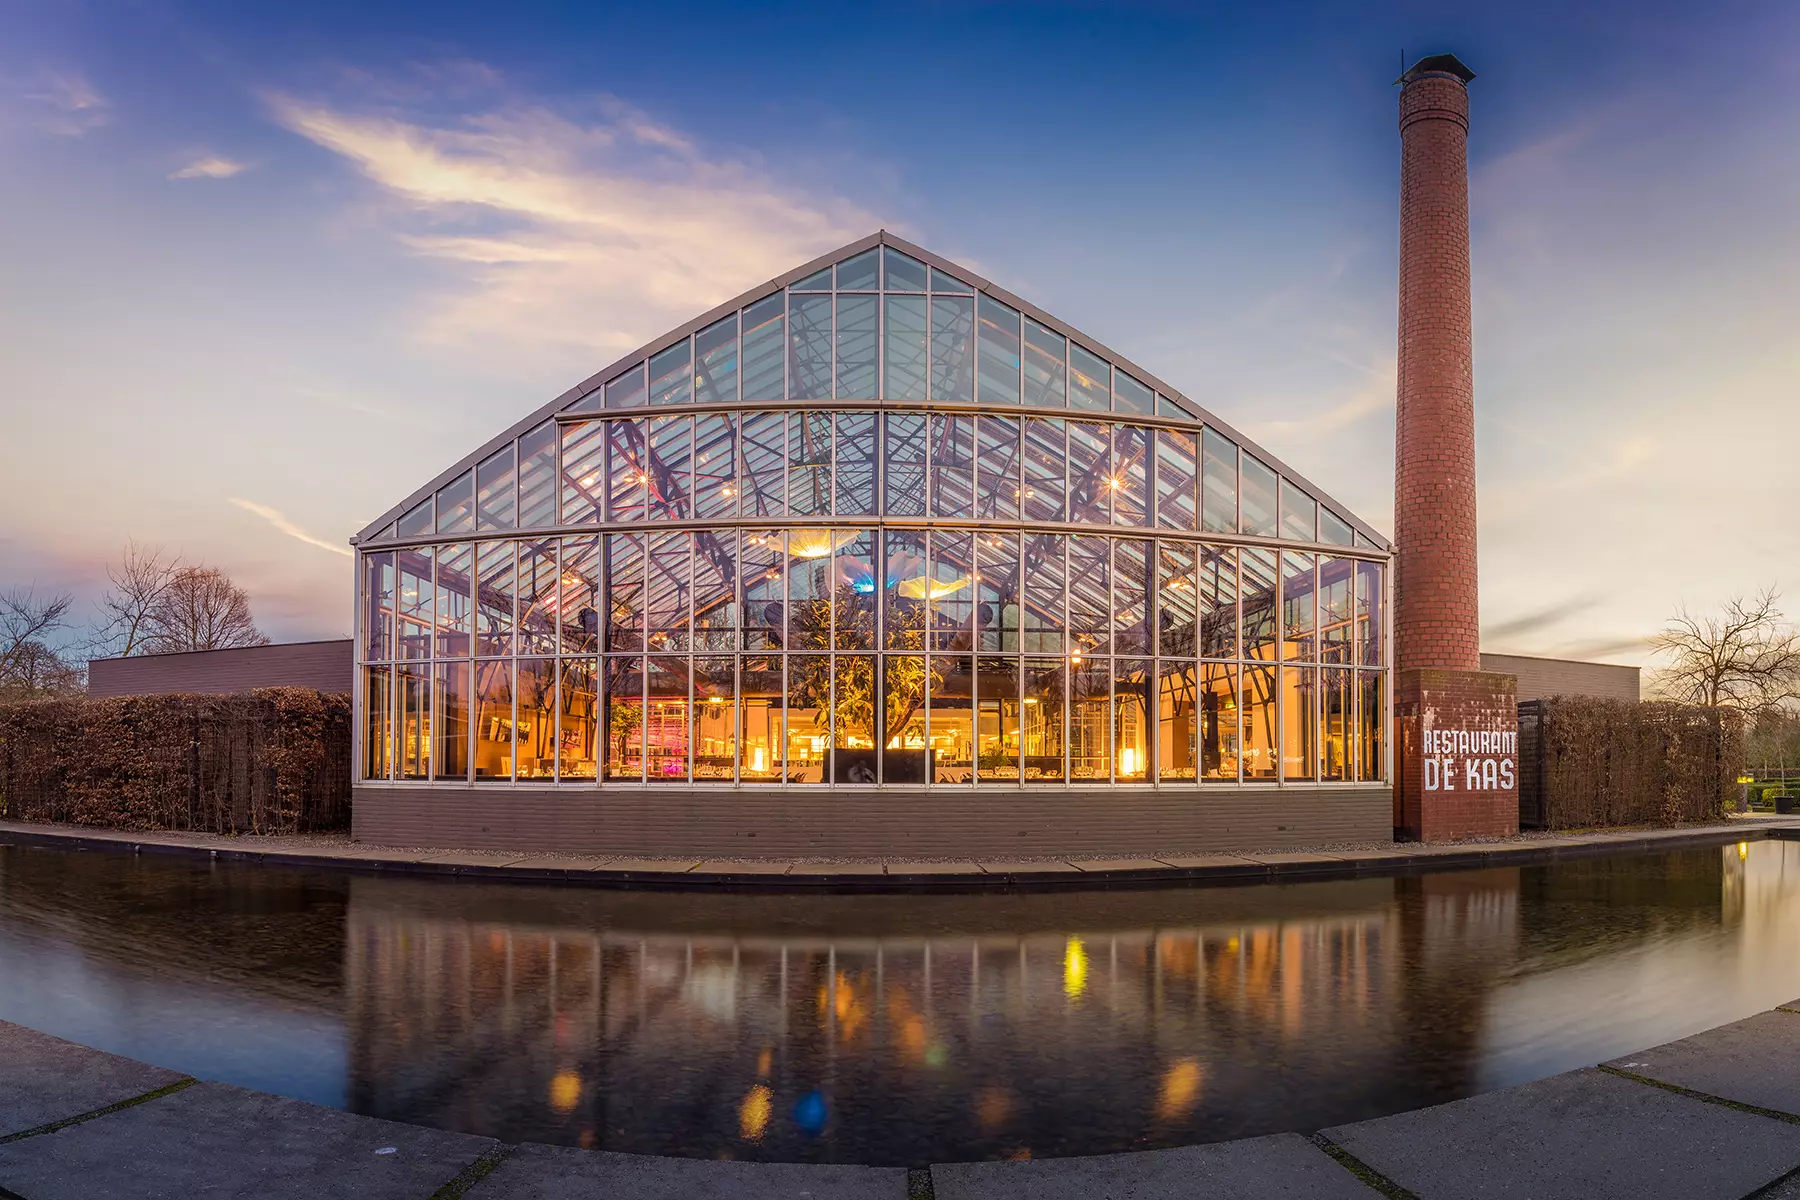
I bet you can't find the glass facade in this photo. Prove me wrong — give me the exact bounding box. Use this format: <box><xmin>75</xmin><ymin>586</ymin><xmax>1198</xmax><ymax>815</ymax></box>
<box><xmin>357</xmin><ymin>239</ymin><xmax>1389</xmax><ymax>789</ymax></box>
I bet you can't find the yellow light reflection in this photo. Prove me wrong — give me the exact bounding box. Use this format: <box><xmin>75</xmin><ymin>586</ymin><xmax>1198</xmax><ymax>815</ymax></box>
<box><xmin>549</xmin><ymin>1070</ymin><xmax>582</xmax><ymax>1114</ymax></box>
<box><xmin>1064</xmin><ymin>937</ymin><xmax>1089</xmax><ymax>998</ymax></box>
<box><xmin>739</xmin><ymin>1084</ymin><xmax>772</xmax><ymax>1141</ymax></box>
<box><xmin>1156</xmin><ymin>1058</ymin><xmax>1203</xmax><ymax>1120</ymax></box>
<box><xmin>896</xmin><ymin>575</ymin><xmax>970</xmax><ymax>600</ymax></box>
<box><xmin>1739</xmin><ymin>841</ymin><xmax>1749</xmax><ymax>861</ymax></box>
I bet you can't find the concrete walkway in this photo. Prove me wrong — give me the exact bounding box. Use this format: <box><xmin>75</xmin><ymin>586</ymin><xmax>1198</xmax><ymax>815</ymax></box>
<box><xmin>4</xmin><ymin>1001</ymin><xmax>1800</xmax><ymax>1198</ymax></box>
<box><xmin>2</xmin><ymin>815</ymin><xmax>1797</xmax><ymax>892</ymax></box>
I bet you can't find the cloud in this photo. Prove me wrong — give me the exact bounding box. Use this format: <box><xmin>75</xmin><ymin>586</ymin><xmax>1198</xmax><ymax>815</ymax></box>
<box><xmin>265</xmin><ymin>80</ymin><xmax>880</xmax><ymax>362</ymax></box>
<box><xmin>1483</xmin><ymin>596</ymin><xmax>1601</xmax><ymax>642</ymax></box>
<box><xmin>230</xmin><ymin>498</ymin><xmax>352</xmax><ymax>557</ymax></box>
<box><xmin>17</xmin><ymin>69</ymin><xmax>108</xmax><ymax>137</ymax></box>
<box><xmin>169</xmin><ymin>155</ymin><xmax>250</xmax><ymax>180</ymax></box>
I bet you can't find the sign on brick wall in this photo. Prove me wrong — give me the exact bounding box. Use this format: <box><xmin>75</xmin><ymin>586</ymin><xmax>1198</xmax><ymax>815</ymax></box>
<box><xmin>1422</xmin><ymin>727</ymin><xmax>1517</xmax><ymax>793</ymax></box>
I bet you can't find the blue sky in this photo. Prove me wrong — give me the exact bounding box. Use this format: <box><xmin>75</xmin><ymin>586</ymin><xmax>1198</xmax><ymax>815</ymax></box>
<box><xmin>3</xmin><ymin>0</ymin><xmax>1797</xmax><ymax>665</ymax></box>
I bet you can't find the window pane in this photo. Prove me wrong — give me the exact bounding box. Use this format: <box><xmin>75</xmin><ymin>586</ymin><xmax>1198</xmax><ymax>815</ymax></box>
<box><xmin>1069</xmin><ymin>344</ymin><xmax>1109</xmax><ymax>411</ymax></box>
<box><xmin>835</xmin><ymin>411</ymin><xmax>877</xmax><ymax>516</ymax></box>
<box><xmin>976</xmin><ymin>294</ymin><xmax>1021</xmax><ymax>406</ymax></box>
<box><xmin>518</xmin><ymin>421</ymin><xmax>557</xmax><ymax>529</ymax></box>
<box><xmin>1201</xmin><ymin>429</ymin><xmax>1238</xmax><ymax>534</ymax></box>
<box><xmin>788</xmin><ymin>411</ymin><xmax>832</xmax><ymax>516</ymax></box>
<box><xmin>1242</xmin><ymin>664</ymin><xmax>1276</xmax><ymax>782</ymax></box>
<box><xmin>1114</xmin><ymin>659</ymin><xmax>1151</xmax><ymax>782</ymax></box>
<box><xmin>786</xmin><ymin>654</ymin><xmax>828</xmax><ymax>782</ymax></box>
<box><xmin>1114</xmin><ymin>426</ymin><xmax>1149</xmax><ymax>526</ymax></box>
<box><xmin>399</xmin><ymin>497</ymin><xmax>433</xmax><ymax>539</ymax></box>
<box><xmin>1359</xmin><ymin>671</ymin><xmax>1385</xmax><ymax>782</ymax></box>
<box><xmin>1321</xmin><ymin>507</ymin><xmax>1354</xmax><ymax>547</ymax></box>
<box><xmin>435</xmin><ymin>471</ymin><xmax>473</xmax><ymax>534</ymax></box>
<box><xmin>397</xmin><ymin>547</ymin><xmax>432</xmax><ymax>661</ymax></box>
<box><xmin>741</xmin><ymin>412</ymin><xmax>786</xmax><ymax>517</ymax></box>
<box><xmin>1201</xmin><ymin>663</ymin><xmax>1238</xmax><ymax>782</ymax></box>
<box><xmin>433</xmin><ymin>660</ymin><xmax>469</xmax><ymax>781</ymax></box>
<box><xmin>1241</xmin><ymin>454</ymin><xmax>1278</xmax><ymax>537</ymax></box>
<box><xmin>693</xmin><ymin>658</ymin><xmax>735</xmax><ymax>781</ymax></box>
<box><xmin>1158</xmin><ymin>661</ymin><xmax>1198</xmax><ymax>782</ymax></box>
<box><xmin>517</xmin><ymin>537</ymin><xmax>559</xmax><ymax>655</ymax></box>
<box><xmin>884</xmin><ymin>295</ymin><xmax>929</xmax><ymax>402</ymax></box>
<box><xmin>476</xmin><ymin>541</ymin><xmax>515</xmax><ymax>657</ymax></box>
<box><xmin>1068</xmin><ymin>535</ymin><xmax>1109</xmax><ymax>657</ymax></box>
<box><xmin>1320</xmin><ymin>558</ymin><xmax>1354</xmax><ymax>665</ymax></box>
<box><xmin>694</xmin><ymin>412</ymin><xmax>737</xmax><ymax>518</ymax></box>
<box><xmin>740</xmin><ymin>656</ymin><xmax>784</xmax><ymax>781</ymax></box>
<box><xmin>397</xmin><ymin>666</ymin><xmax>429</xmax><ymax>779</ymax></box>
<box><xmin>882</xmin><ymin>656</ymin><xmax>928</xmax><ymax>783</ymax></box>
<box><xmin>1113</xmin><ymin>538</ymin><xmax>1151</xmax><ymax>656</ymax></box>
<box><xmin>363</xmin><ymin>665</ymin><xmax>391</xmax><ymax>780</ymax></box>
<box><xmin>930</xmin><ymin>296</ymin><xmax>974</xmax><ymax>402</ymax></box>
<box><xmin>1282</xmin><ymin>551</ymin><xmax>1316</xmax><ymax>662</ymax></box>
<box><xmin>1113</xmin><ymin>370</ymin><xmax>1154</xmax><ymax>416</ymax></box>
<box><xmin>833</xmin><ymin>530</ymin><xmax>877</xmax><ymax>650</ymax></box>
<box><xmin>883</xmin><ymin>247</ymin><xmax>927</xmax><ymax>292</ymax></box>
<box><xmin>1022</xmin><ymin>533</ymin><xmax>1065</xmax><ymax>653</ymax></box>
<box><xmin>516</xmin><ymin>658</ymin><xmax>555</xmax><ymax>780</ymax></box>
<box><xmin>976</xmin><ymin>656</ymin><xmax>1020</xmax><ymax>784</ymax></box>
<box><xmin>1023</xmin><ymin>319</ymin><xmax>1066</xmax><ymax>408</ymax></box>
<box><xmin>606</xmin><ymin>419</ymin><xmax>647</xmax><ymax>523</ymax></box>
<box><xmin>931</xmin><ymin>267</ymin><xmax>972</xmax><ymax>293</ymax></box>
<box><xmin>558</xmin><ymin>658</ymin><xmax>597</xmax><ymax>780</ymax></box>
<box><xmin>930</xmin><ymin>414</ymin><xmax>974</xmax><ymax>518</ymax></box>
<box><xmin>434</xmin><ymin>544</ymin><xmax>473</xmax><ymax>658</ymax></box>
<box><xmin>649</xmin><ymin>339</ymin><xmax>692</xmax><ymax>406</ymax></box>
<box><xmin>741</xmin><ymin>531</ymin><xmax>783</xmax><ymax>651</ymax></box>
<box><xmin>1157</xmin><ymin>541</ymin><xmax>1198</xmax><ymax>658</ymax></box>
<box><xmin>648</xmin><ymin>415</ymin><xmax>693</xmax><ymax>522</ymax></box>
<box><xmin>1322</xmin><ymin>667</ymin><xmax>1351</xmax><ymax>782</ymax></box>
<box><xmin>884</xmin><ymin>529</ymin><xmax>928</xmax><ymax>650</ymax></box>
<box><xmin>837</xmin><ymin>248</ymin><xmax>879</xmax><ymax>290</ymax></box>
<box><xmin>833</xmin><ymin>654</ymin><xmax>877</xmax><ymax>782</ymax></box>
<box><xmin>1069</xmin><ymin>658</ymin><xmax>1110</xmax><ymax>783</ymax></box>
<box><xmin>1022</xmin><ymin>417</ymin><xmax>1066</xmax><ymax>522</ymax></box>
<box><xmin>692</xmin><ymin>530</ymin><xmax>737</xmax><ymax>652</ymax></box>
<box><xmin>476</xmin><ymin>446</ymin><xmax>516</xmax><ymax>531</ymax></box>
<box><xmin>1241</xmin><ymin>548</ymin><xmax>1277</xmax><ymax>662</ymax></box>
<box><xmin>559</xmin><ymin>421</ymin><xmax>605</xmax><ymax>525</ymax></box>
<box><xmin>695</xmin><ymin>314</ymin><xmax>739</xmax><ymax>406</ymax></box>
<box><xmin>789</xmin><ymin>293</ymin><xmax>832</xmax><ymax>401</ymax></box>
<box><xmin>929</xmin><ymin>531</ymin><xmax>974</xmax><ymax>650</ymax></box>
<box><xmin>1067</xmin><ymin>422</ymin><xmax>1110</xmax><ymax>525</ymax></box>
<box><xmin>977</xmin><ymin>532</ymin><xmax>1019</xmax><ymax>652</ymax></box>
<box><xmin>930</xmin><ymin>655</ymin><xmax>973</xmax><ymax>783</ymax></box>
<box><xmin>836</xmin><ymin>294</ymin><xmax>878</xmax><ymax>399</ymax></box>
<box><xmin>792</xmin><ymin>266</ymin><xmax>831</xmax><ymax>291</ymax></box>
<box><xmin>1023</xmin><ymin>659</ymin><xmax>1065</xmax><ymax>781</ymax></box>
<box><xmin>1282</xmin><ymin>665</ymin><xmax>1317</xmax><ymax>782</ymax></box>
<box><xmin>1281</xmin><ymin>478</ymin><xmax>1317</xmax><ymax>542</ymax></box>
<box><xmin>606</xmin><ymin>363</ymin><xmax>646</xmax><ymax>409</ymax></box>
<box><xmin>1357</xmin><ymin>560</ymin><xmax>1385</xmax><ymax>667</ymax></box>
<box><xmin>741</xmin><ymin>294</ymin><xmax>785</xmax><ymax>401</ymax></box>
<box><xmin>976</xmin><ymin>415</ymin><xmax>1020</xmax><ymax>520</ymax></box>
<box><xmin>882</xmin><ymin>412</ymin><xmax>927</xmax><ymax>517</ymax></box>
<box><xmin>646</xmin><ymin>657</ymin><xmax>689</xmax><ymax>782</ymax></box>
<box><xmin>606</xmin><ymin>533</ymin><xmax>645</xmax><ymax>653</ymax></box>
<box><xmin>474</xmin><ymin>659</ymin><xmax>514</xmax><ymax>781</ymax></box>
<box><xmin>1199</xmin><ymin>545</ymin><xmax>1237</xmax><ymax>661</ymax></box>
<box><xmin>787</xmin><ymin>529</ymin><xmax>833</xmax><ymax>650</ymax></box>
<box><xmin>647</xmin><ymin>531</ymin><xmax>690</xmax><ymax>652</ymax></box>
<box><xmin>560</xmin><ymin>535</ymin><xmax>601</xmax><ymax>653</ymax></box>
<box><xmin>1155</xmin><ymin>430</ymin><xmax>1198</xmax><ymax>530</ymax></box>
<box><xmin>602</xmin><ymin>657</ymin><xmax>644</xmax><ymax>782</ymax></box>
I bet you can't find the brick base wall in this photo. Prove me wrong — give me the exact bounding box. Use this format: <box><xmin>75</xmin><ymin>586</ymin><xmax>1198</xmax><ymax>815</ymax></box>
<box><xmin>351</xmin><ymin>785</ymin><xmax>1393</xmax><ymax>858</ymax></box>
<box><xmin>1394</xmin><ymin>668</ymin><xmax>1519</xmax><ymax>841</ymax></box>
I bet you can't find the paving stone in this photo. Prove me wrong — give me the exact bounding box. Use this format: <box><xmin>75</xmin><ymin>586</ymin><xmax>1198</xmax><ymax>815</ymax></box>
<box><xmin>0</xmin><ymin>1021</ymin><xmax>188</xmax><ymax>1138</ymax></box>
<box><xmin>0</xmin><ymin>1080</ymin><xmax>493</xmax><ymax>1199</ymax></box>
<box><xmin>1067</xmin><ymin>858</ymin><xmax>1174</xmax><ymax>873</ymax></box>
<box><xmin>418</xmin><ymin>852</ymin><xmax>531</xmax><ymax>868</ymax></box>
<box><xmin>692</xmin><ymin>860</ymin><xmax>792</xmax><ymax>875</ymax></box>
<box><xmin>507</xmin><ymin>856</ymin><xmax>617</xmax><ymax>873</ymax></box>
<box><xmin>1759</xmin><ymin>1168</ymin><xmax>1800</xmax><ymax>1199</ymax></box>
<box><xmin>1153</xmin><ymin>854</ymin><xmax>1265</xmax><ymax>870</ymax></box>
<box><xmin>1605</xmin><ymin>1010</ymin><xmax>1800</xmax><ymax>1116</ymax></box>
<box><xmin>883</xmin><ymin>861</ymin><xmax>984</xmax><ymax>875</ymax></box>
<box><xmin>787</xmin><ymin>861</ymin><xmax>885</xmax><ymax>876</ymax></box>
<box><xmin>1325</xmin><ymin>1066</ymin><xmax>1800</xmax><ymax>1200</ymax></box>
<box><xmin>976</xmin><ymin>860</ymin><xmax>1082</xmax><ymax>874</ymax></box>
<box><xmin>467</xmin><ymin>1142</ymin><xmax>906</xmax><ymax>1198</ymax></box>
<box><xmin>601</xmin><ymin>859</ymin><xmax>701</xmax><ymax>873</ymax></box>
<box><xmin>931</xmin><ymin>1134</ymin><xmax>1371</xmax><ymax>1199</ymax></box>
<box><xmin>1235</xmin><ymin>851</ymin><xmax>1347</xmax><ymax>866</ymax></box>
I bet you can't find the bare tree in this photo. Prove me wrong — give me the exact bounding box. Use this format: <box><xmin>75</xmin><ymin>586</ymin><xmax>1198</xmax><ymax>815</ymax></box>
<box><xmin>1650</xmin><ymin>587</ymin><xmax>1800</xmax><ymax>712</ymax></box>
<box><xmin>146</xmin><ymin>567</ymin><xmax>270</xmax><ymax>652</ymax></box>
<box><xmin>0</xmin><ymin>587</ymin><xmax>81</xmax><ymax>699</ymax></box>
<box><xmin>95</xmin><ymin>541</ymin><xmax>182</xmax><ymax>657</ymax></box>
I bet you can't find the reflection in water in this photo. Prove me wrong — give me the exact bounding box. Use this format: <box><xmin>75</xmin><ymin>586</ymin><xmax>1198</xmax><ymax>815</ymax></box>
<box><xmin>1</xmin><ymin>840</ymin><xmax>1797</xmax><ymax>1164</ymax></box>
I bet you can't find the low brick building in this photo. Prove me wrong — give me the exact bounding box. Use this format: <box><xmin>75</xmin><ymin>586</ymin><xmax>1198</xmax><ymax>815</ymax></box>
<box><xmin>88</xmin><ymin>640</ymin><xmax>353</xmax><ymax>698</ymax></box>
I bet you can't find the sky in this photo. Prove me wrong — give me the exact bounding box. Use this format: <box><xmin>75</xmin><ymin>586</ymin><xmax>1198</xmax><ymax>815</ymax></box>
<box><xmin>2</xmin><ymin>0</ymin><xmax>1797</xmax><ymax>667</ymax></box>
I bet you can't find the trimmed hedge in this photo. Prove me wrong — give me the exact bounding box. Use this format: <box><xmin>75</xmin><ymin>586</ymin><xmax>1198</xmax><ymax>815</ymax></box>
<box><xmin>0</xmin><ymin>689</ymin><xmax>351</xmax><ymax>834</ymax></box>
<box><xmin>1538</xmin><ymin>697</ymin><xmax>1743</xmax><ymax>829</ymax></box>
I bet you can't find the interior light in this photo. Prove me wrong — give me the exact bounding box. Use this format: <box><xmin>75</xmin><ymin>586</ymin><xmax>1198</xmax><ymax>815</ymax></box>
<box><xmin>751</xmin><ymin>746</ymin><xmax>768</xmax><ymax>772</ymax></box>
<box><xmin>1120</xmin><ymin>747</ymin><xmax>1139</xmax><ymax>776</ymax></box>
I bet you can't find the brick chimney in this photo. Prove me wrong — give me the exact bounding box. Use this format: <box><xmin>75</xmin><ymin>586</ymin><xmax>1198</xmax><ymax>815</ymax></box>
<box><xmin>1389</xmin><ymin>54</ymin><xmax>1519</xmax><ymax>842</ymax></box>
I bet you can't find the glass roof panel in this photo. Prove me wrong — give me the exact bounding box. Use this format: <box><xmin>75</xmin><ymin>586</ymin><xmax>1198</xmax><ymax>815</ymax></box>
<box><xmin>741</xmin><ymin>294</ymin><xmax>785</xmax><ymax>402</ymax></box>
<box><xmin>1280</xmin><ymin>478</ymin><xmax>1317</xmax><ymax>542</ymax></box>
<box><xmin>883</xmin><ymin>247</ymin><xmax>927</xmax><ymax>292</ymax></box>
<box><xmin>648</xmin><ymin>340</ymin><xmax>692</xmax><ymax>406</ymax></box>
<box><xmin>1320</xmin><ymin>507</ymin><xmax>1354</xmax><ymax>547</ymax></box>
<box><xmin>397</xmin><ymin>496</ymin><xmax>433</xmax><ymax>538</ymax></box>
<box><xmin>694</xmin><ymin>314</ymin><xmax>738</xmax><ymax>406</ymax></box>
<box><xmin>836</xmin><ymin>248</ymin><xmax>879</xmax><ymax>291</ymax></box>
<box><xmin>930</xmin><ymin>267</ymin><xmax>972</xmax><ymax>294</ymax></box>
<box><xmin>1069</xmin><ymin>344</ymin><xmax>1109</xmax><ymax>412</ymax></box>
<box><xmin>1113</xmin><ymin>370</ymin><xmax>1154</xmax><ymax>415</ymax></box>
<box><xmin>605</xmin><ymin>364</ymin><xmax>646</xmax><ymax>409</ymax></box>
<box><xmin>1023</xmin><ymin>319</ymin><xmax>1066</xmax><ymax>408</ymax></box>
<box><xmin>792</xmin><ymin>266</ymin><xmax>832</xmax><ymax>291</ymax></box>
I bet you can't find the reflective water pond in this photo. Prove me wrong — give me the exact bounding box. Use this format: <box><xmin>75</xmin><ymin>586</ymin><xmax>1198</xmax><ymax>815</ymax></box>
<box><xmin>1</xmin><ymin>840</ymin><xmax>1796</xmax><ymax>1165</ymax></box>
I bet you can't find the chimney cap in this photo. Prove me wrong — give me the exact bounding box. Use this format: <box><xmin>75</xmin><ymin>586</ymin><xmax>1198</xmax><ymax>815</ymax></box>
<box><xmin>1397</xmin><ymin>53</ymin><xmax>1475</xmax><ymax>86</ymax></box>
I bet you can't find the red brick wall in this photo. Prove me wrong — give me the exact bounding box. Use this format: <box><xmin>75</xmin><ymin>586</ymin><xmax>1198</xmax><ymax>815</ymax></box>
<box><xmin>1394</xmin><ymin>69</ymin><xmax>1480</xmax><ymax>674</ymax></box>
<box><xmin>1395</xmin><ymin>668</ymin><xmax>1518</xmax><ymax>841</ymax></box>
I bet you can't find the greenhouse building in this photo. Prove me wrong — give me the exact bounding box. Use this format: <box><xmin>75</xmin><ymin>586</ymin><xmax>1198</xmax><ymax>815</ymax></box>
<box><xmin>351</xmin><ymin>232</ymin><xmax>1393</xmax><ymax>857</ymax></box>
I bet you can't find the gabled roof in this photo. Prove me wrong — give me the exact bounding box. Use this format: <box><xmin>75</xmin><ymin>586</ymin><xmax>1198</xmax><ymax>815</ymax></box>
<box><xmin>355</xmin><ymin>230</ymin><xmax>1390</xmax><ymax>549</ymax></box>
